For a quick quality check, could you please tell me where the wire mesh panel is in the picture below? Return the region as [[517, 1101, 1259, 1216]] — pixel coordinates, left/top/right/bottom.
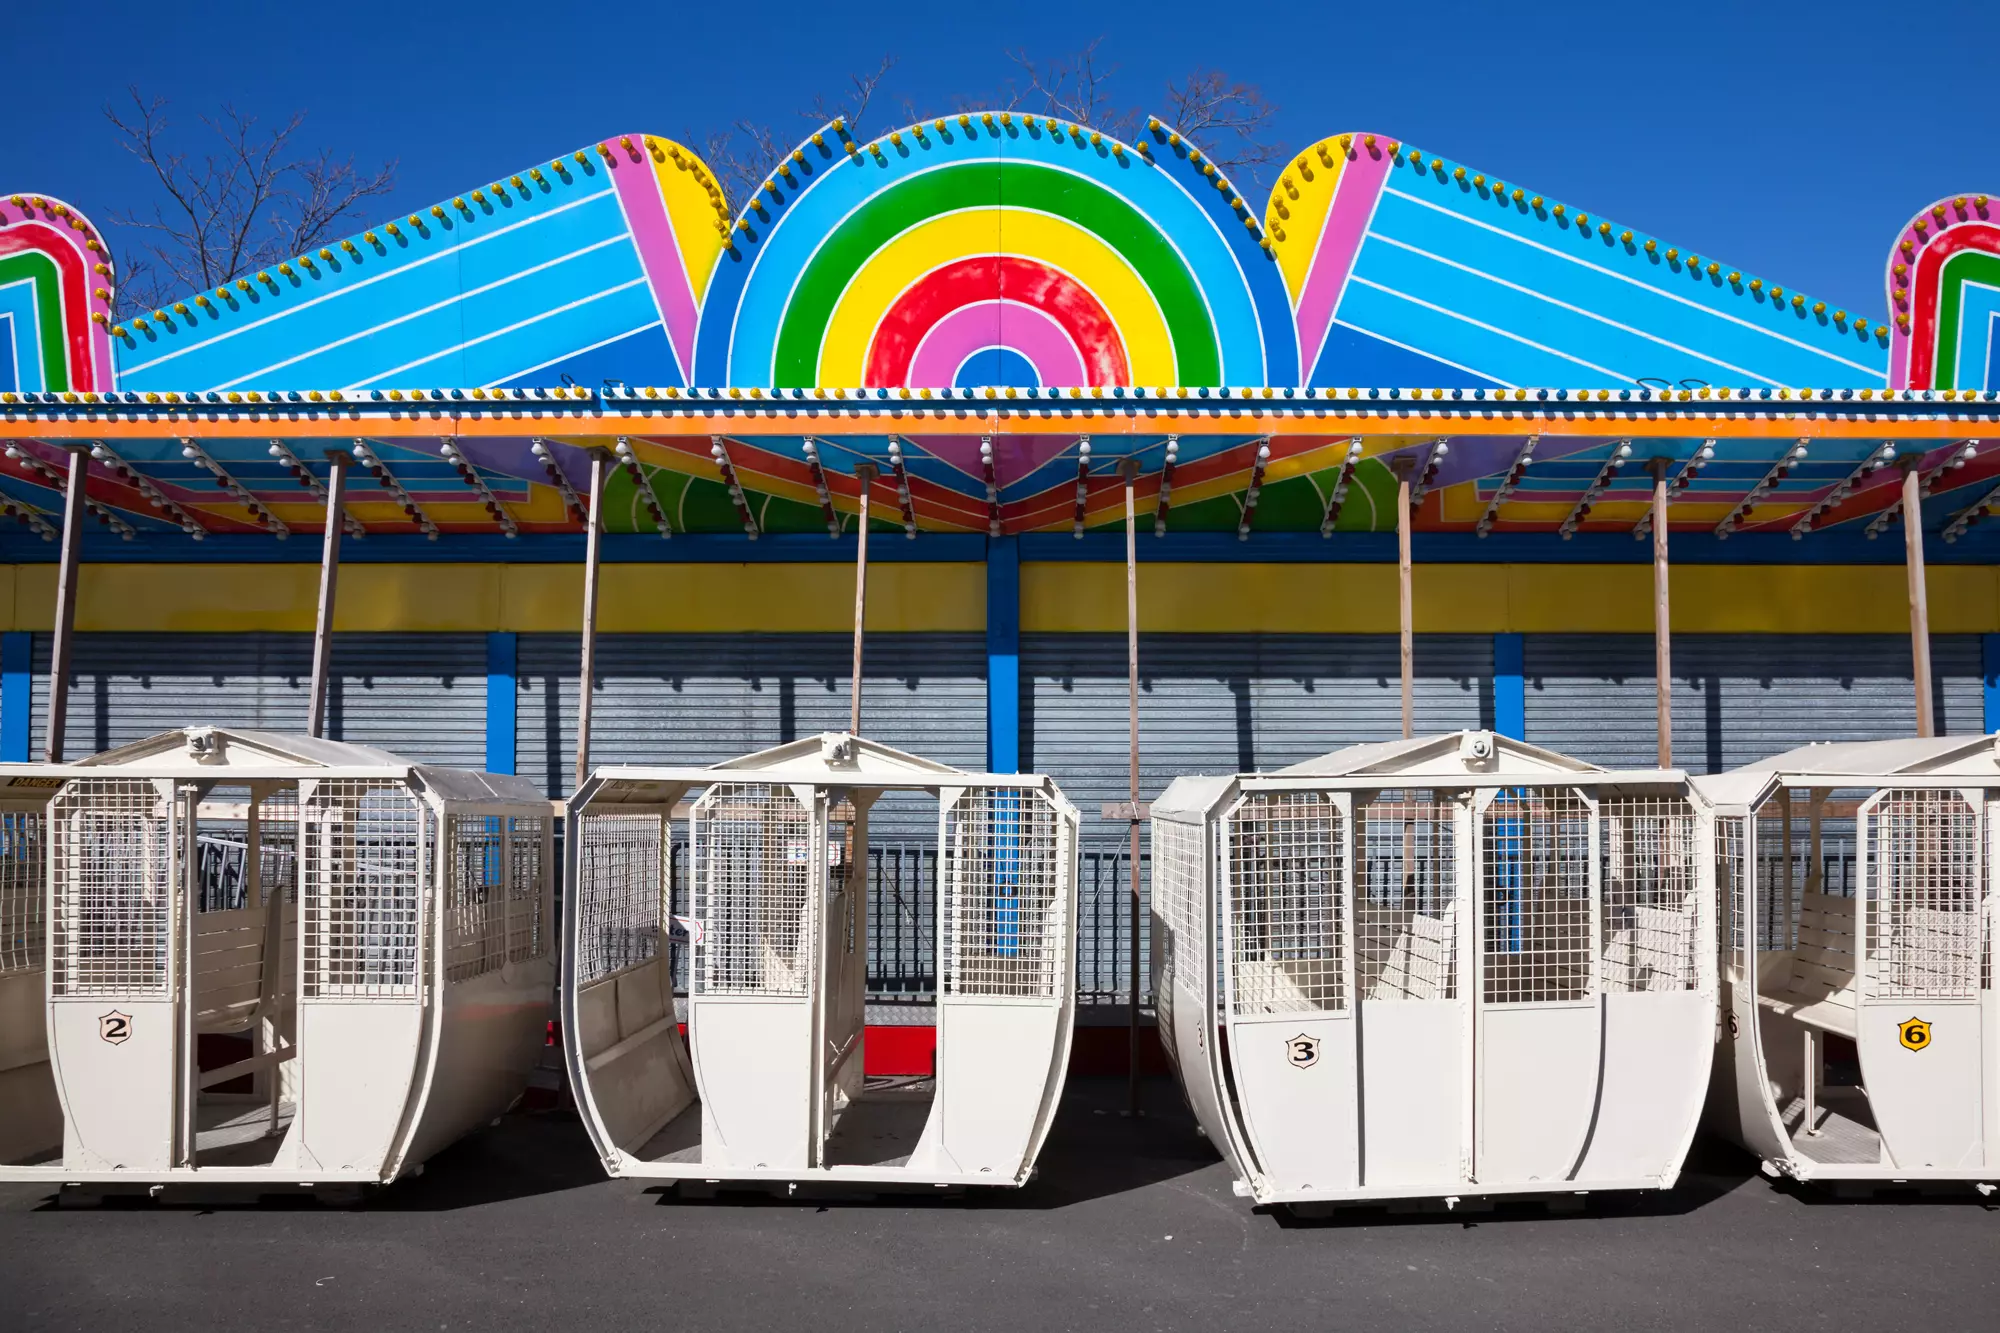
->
[[50, 779, 175, 997], [1480, 787, 1593, 1004], [1717, 815, 1747, 960], [509, 816, 547, 963], [1150, 815, 1206, 1053], [1599, 796, 1700, 993], [0, 807, 45, 974], [942, 786, 1066, 999], [301, 780, 425, 1000], [445, 815, 507, 983], [1356, 791, 1458, 1002], [1864, 789, 1984, 1000], [692, 783, 815, 997], [1226, 792, 1344, 1016], [575, 810, 664, 985]]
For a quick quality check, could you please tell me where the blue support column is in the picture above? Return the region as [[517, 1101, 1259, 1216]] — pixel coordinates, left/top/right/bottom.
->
[[1494, 632, 1525, 741], [486, 631, 518, 776], [1985, 634, 2000, 735], [0, 633, 29, 763], [987, 537, 1021, 773]]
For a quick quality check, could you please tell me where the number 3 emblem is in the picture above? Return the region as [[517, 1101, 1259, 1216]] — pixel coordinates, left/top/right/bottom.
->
[[1286, 1033, 1320, 1068], [99, 1011, 132, 1045]]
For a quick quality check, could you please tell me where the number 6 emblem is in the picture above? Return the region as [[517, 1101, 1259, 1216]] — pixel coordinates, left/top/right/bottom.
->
[[1286, 1033, 1320, 1068], [99, 1011, 132, 1045]]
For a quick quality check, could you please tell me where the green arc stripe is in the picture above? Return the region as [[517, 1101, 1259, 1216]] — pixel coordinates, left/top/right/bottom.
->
[[771, 161, 1219, 387], [1932, 250, 2000, 392], [0, 251, 71, 393]]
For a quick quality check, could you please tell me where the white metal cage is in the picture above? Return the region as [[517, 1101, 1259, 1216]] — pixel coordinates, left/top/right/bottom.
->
[[563, 733, 1080, 1189], [0, 727, 554, 1188], [1152, 731, 1714, 1209], [1697, 737, 2000, 1189]]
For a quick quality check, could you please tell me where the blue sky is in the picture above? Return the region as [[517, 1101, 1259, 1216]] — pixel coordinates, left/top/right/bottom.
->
[[5, 0, 1996, 320]]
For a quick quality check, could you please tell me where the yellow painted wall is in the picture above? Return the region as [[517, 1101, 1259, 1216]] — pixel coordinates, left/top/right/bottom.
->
[[0, 564, 986, 633], [1018, 563, 2000, 634], [0, 561, 1989, 635]]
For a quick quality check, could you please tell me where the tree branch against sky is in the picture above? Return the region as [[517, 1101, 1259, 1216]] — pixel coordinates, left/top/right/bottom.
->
[[686, 44, 1282, 213], [104, 88, 396, 318]]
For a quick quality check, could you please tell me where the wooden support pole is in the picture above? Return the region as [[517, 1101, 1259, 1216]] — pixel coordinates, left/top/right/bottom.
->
[[42, 447, 91, 762], [1650, 458, 1673, 768], [574, 450, 609, 793], [851, 463, 877, 737], [1903, 463, 1934, 738], [306, 450, 350, 739], [1393, 458, 1414, 739], [1122, 458, 1142, 1116]]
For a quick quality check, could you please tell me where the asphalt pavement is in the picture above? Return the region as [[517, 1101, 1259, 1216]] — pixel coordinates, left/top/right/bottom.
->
[[2, 1077, 1995, 1332]]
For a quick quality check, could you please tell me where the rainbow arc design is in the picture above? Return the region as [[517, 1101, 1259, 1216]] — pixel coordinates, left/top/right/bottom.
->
[[0, 195, 116, 394], [1888, 194, 2000, 391]]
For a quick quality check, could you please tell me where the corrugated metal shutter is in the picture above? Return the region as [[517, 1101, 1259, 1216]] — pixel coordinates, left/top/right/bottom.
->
[[30, 633, 488, 769], [516, 633, 987, 843], [1022, 633, 1494, 844], [1523, 633, 1985, 772]]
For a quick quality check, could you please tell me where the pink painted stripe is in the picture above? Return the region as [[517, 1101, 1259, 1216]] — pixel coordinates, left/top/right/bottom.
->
[[907, 300, 1089, 387], [1294, 147, 1393, 380], [612, 160, 699, 380]]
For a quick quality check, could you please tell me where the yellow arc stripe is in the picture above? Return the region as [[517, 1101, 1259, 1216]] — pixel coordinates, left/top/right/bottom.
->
[[1270, 139, 1348, 305], [817, 208, 1173, 387]]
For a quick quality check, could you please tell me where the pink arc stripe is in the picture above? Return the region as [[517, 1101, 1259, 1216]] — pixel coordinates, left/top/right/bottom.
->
[[907, 300, 1089, 387], [612, 162, 699, 380], [1294, 148, 1393, 380]]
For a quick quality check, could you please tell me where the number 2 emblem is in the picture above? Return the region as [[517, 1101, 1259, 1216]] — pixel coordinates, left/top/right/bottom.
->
[[99, 1011, 132, 1045], [1286, 1033, 1320, 1068]]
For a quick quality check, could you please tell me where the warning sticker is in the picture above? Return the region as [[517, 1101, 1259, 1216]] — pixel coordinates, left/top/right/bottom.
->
[[1898, 1016, 1932, 1052], [5, 776, 63, 789]]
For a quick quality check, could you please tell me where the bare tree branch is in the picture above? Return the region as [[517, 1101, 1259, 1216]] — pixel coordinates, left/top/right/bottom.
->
[[803, 55, 897, 141], [1160, 69, 1283, 193], [104, 88, 396, 318], [1005, 39, 1141, 141]]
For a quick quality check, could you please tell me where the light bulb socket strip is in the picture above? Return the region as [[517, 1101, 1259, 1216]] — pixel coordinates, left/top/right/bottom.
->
[[1716, 439, 1809, 539], [0, 493, 57, 541], [802, 438, 841, 537], [1790, 441, 1898, 539], [1154, 435, 1181, 537], [528, 439, 590, 526], [6, 445, 140, 540], [1070, 438, 1093, 539], [611, 437, 671, 539], [349, 440, 438, 540], [1319, 437, 1367, 537], [439, 437, 521, 538], [1408, 437, 1450, 508], [1943, 476, 2000, 545], [979, 435, 1002, 538], [1476, 435, 1538, 538], [267, 439, 365, 536], [708, 436, 760, 539], [91, 439, 207, 539], [1237, 440, 1272, 540], [1865, 442, 1978, 539], [1560, 440, 1635, 539], [885, 439, 918, 539], [177, 439, 286, 538]]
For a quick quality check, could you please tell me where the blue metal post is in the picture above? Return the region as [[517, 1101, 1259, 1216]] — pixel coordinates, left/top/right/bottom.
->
[[0, 633, 29, 763], [486, 631, 517, 776], [1494, 632, 1525, 741], [1985, 634, 2000, 735], [987, 536, 1020, 773]]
